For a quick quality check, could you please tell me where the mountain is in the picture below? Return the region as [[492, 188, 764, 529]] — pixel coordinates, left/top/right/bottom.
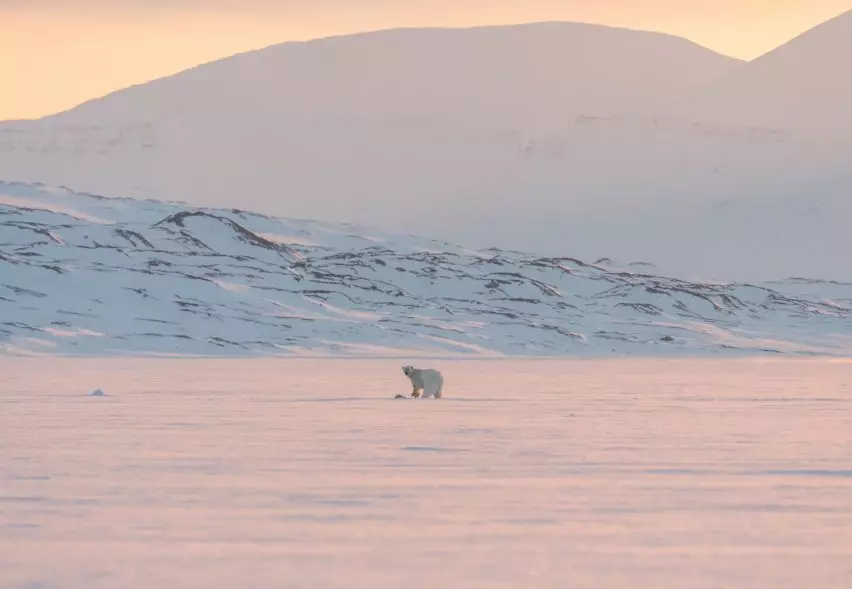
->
[[0, 24, 740, 258], [42, 23, 739, 128], [428, 115, 852, 282], [686, 10, 852, 131], [0, 20, 847, 282], [2, 181, 850, 357]]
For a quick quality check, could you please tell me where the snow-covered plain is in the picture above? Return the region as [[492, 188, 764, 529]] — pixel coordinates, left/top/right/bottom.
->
[[2, 358, 852, 589], [2, 181, 852, 357]]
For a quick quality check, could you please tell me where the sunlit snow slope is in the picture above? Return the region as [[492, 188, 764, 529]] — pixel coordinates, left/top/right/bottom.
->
[[1, 181, 851, 357]]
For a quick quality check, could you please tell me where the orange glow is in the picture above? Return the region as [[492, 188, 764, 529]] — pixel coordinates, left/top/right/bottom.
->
[[1, 2, 850, 120]]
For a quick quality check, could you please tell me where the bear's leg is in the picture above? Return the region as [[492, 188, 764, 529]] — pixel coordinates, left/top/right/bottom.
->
[[435, 382, 443, 399], [411, 388, 423, 399]]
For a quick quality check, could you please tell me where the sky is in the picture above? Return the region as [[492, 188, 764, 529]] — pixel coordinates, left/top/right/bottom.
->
[[1, 0, 850, 121]]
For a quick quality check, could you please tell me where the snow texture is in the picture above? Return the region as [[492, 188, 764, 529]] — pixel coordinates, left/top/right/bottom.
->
[[2, 358, 852, 589], [2, 181, 851, 358]]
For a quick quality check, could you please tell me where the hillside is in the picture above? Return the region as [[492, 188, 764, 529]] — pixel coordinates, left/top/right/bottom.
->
[[0, 24, 741, 261], [686, 10, 852, 131], [428, 115, 852, 281], [45, 23, 739, 127], [0, 20, 848, 281], [2, 181, 850, 357]]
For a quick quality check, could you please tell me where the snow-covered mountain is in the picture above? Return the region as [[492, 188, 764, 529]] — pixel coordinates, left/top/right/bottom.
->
[[39, 23, 740, 128], [0, 18, 848, 282], [436, 114, 852, 282], [2, 181, 850, 357], [0, 24, 746, 269], [685, 10, 852, 132]]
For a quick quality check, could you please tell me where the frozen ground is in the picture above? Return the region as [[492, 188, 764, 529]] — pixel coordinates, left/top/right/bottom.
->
[[2, 358, 852, 588]]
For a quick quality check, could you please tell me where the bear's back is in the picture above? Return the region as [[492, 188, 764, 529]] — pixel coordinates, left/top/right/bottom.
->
[[413, 368, 442, 388]]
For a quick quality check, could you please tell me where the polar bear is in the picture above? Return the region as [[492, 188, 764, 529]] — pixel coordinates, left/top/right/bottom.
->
[[402, 365, 444, 399]]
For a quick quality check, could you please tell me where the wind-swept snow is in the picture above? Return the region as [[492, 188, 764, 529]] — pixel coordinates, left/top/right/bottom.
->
[[2, 181, 851, 357]]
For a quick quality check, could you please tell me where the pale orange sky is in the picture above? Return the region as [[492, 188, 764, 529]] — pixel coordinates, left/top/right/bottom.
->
[[2, 1, 850, 120]]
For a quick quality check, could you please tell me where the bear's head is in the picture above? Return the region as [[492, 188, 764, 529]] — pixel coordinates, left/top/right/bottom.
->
[[402, 365, 415, 377]]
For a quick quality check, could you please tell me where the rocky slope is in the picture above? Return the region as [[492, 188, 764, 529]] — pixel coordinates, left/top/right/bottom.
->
[[2, 181, 850, 357]]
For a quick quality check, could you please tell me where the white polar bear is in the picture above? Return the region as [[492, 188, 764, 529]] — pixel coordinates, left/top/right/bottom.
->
[[402, 365, 444, 399]]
